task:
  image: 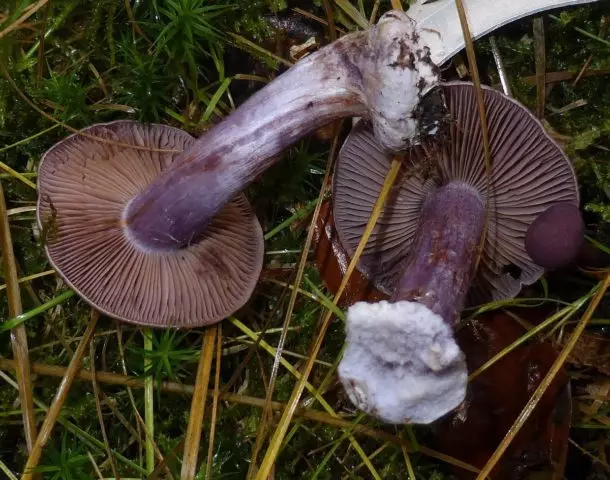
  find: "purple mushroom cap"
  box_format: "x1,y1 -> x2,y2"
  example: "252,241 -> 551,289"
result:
525,202 -> 585,269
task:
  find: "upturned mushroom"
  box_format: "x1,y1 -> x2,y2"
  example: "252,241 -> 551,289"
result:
37,10 -> 445,326
121,10 -> 444,252
37,121 -> 264,327
333,81 -> 580,424
37,1 -> 599,326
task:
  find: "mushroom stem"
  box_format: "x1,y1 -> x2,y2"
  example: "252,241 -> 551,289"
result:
336,181 -> 483,424
390,181 -> 485,323
123,10 -> 441,251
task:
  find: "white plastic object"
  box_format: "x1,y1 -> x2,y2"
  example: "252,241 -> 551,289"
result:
408,0 -> 601,65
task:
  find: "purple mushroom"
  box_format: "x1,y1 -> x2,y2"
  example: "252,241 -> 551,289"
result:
37,121 -> 263,327
36,10 -> 445,327
122,10 -> 443,251
333,81 -> 580,424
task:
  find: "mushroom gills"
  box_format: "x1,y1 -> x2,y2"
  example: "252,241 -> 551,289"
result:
37,121 -> 264,328
333,81 -> 580,424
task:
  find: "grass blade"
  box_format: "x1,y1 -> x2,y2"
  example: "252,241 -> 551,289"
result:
334,0 -> 368,30
0,181 -> 38,454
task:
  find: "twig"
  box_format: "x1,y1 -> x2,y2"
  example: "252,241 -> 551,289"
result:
533,17 -> 546,118
0,182 -> 38,455
21,311 -> 99,479
322,0 -> 337,41
572,55 -> 593,88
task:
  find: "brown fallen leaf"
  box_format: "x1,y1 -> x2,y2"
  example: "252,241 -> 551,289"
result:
436,311 -> 571,480
311,198 -> 571,479
566,332 -> 610,376
312,199 -> 387,307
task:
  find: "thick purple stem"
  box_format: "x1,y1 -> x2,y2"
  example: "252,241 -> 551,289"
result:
124,34 -> 368,251
123,11 -> 440,251
390,181 -> 485,324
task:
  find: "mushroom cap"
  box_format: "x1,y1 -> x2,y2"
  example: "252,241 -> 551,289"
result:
37,120 -> 264,328
333,81 -> 579,304
525,202 -> 584,269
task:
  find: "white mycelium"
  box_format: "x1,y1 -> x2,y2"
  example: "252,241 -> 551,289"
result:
338,300 -> 467,424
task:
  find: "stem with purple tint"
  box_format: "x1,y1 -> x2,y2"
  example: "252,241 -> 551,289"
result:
123,10 -> 441,251
390,181 -> 485,324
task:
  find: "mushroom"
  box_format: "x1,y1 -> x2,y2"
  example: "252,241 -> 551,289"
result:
37,121 -> 264,327
332,81 -> 580,424
36,1 -> 598,326
36,10 -> 446,326
121,10 -> 444,252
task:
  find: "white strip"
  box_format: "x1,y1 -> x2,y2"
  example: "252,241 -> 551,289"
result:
408,0 -> 601,65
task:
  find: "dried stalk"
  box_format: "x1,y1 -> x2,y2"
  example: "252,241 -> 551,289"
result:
0,182 -> 38,456
21,311 -> 99,479
181,327 -> 217,480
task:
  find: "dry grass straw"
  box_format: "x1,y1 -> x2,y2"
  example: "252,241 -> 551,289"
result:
181,327 -> 217,480
246,123 -> 343,478
0,181 -> 38,458
255,156 -> 404,479
0,354 -> 480,475
21,310 -> 99,479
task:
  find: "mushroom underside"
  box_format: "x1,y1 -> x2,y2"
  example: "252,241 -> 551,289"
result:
333,81 -> 580,306
37,120 -> 264,327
